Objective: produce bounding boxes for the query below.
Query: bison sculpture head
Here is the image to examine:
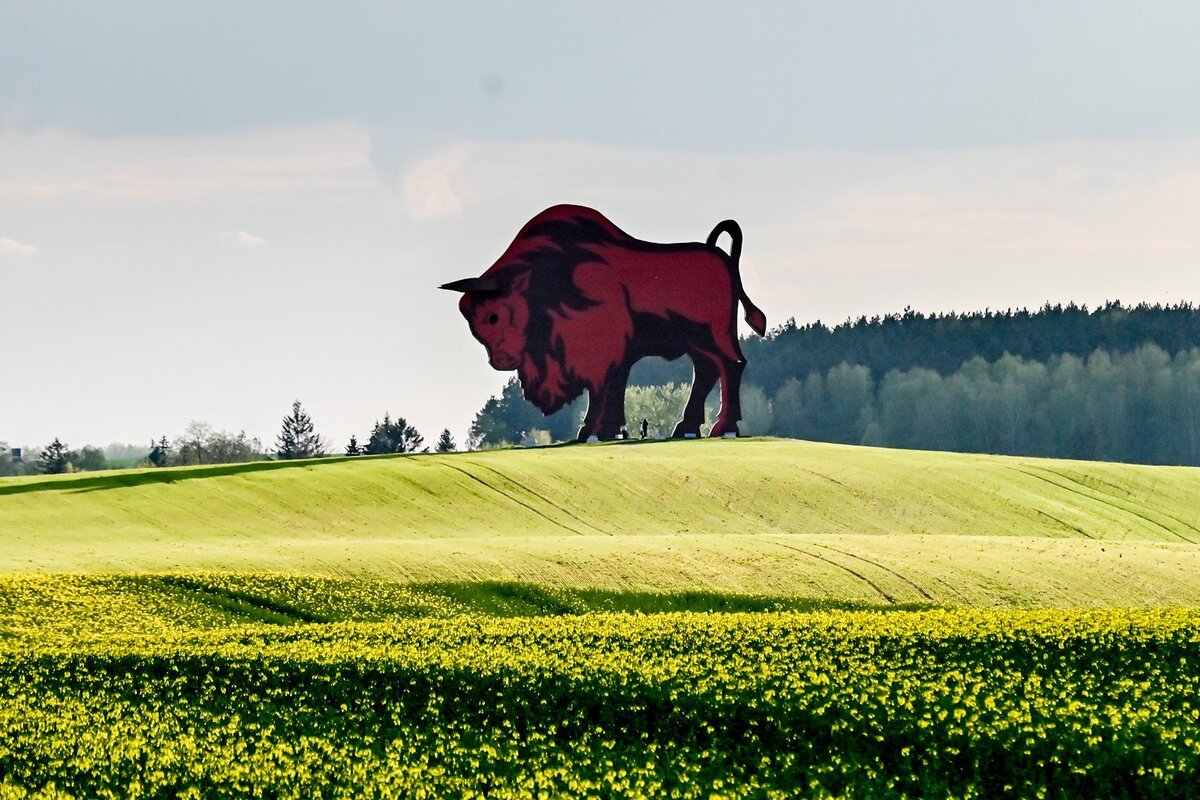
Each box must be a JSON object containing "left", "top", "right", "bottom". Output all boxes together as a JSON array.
[{"left": 444, "top": 272, "right": 532, "bottom": 373}]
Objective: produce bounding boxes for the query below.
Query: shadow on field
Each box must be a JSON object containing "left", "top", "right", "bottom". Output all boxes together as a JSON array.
[
  {"left": 0, "top": 454, "right": 404, "bottom": 496},
  {"left": 132, "top": 576, "right": 940, "bottom": 625},
  {"left": 417, "top": 582, "right": 940, "bottom": 616}
]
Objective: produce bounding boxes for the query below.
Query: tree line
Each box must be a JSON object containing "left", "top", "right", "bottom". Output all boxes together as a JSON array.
[
  {"left": 632, "top": 300, "right": 1200, "bottom": 392},
  {"left": 470, "top": 301, "right": 1200, "bottom": 467},
  {"left": 0, "top": 440, "right": 110, "bottom": 476},
  {"left": 764, "top": 345, "right": 1200, "bottom": 465},
  {"left": 3, "top": 400, "right": 459, "bottom": 476},
  {"left": 10, "top": 300, "right": 1200, "bottom": 473}
]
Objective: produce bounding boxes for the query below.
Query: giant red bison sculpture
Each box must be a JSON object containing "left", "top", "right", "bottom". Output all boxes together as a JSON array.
[{"left": 441, "top": 205, "right": 766, "bottom": 441}]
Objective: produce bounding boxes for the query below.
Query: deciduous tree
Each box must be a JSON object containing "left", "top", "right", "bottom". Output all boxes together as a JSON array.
[
  {"left": 365, "top": 414, "right": 425, "bottom": 454},
  {"left": 77, "top": 446, "right": 108, "bottom": 472}
]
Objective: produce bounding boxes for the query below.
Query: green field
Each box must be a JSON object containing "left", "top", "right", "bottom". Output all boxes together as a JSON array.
[
  {"left": 3, "top": 439, "right": 1200, "bottom": 797},
  {"left": 4, "top": 438, "right": 1200, "bottom": 606}
]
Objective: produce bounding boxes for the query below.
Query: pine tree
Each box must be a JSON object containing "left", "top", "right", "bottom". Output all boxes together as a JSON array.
[
  {"left": 148, "top": 436, "right": 170, "bottom": 468},
  {"left": 364, "top": 415, "right": 387, "bottom": 455},
  {"left": 37, "top": 438, "right": 71, "bottom": 474},
  {"left": 276, "top": 400, "right": 328, "bottom": 459},
  {"left": 345, "top": 435, "right": 362, "bottom": 456},
  {"left": 435, "top": 428, "right": 456, "bottom": 452}
]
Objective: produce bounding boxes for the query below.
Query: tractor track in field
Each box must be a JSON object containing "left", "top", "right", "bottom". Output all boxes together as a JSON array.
[
  {"left": 1033, "top": 509, "right": 1096, "bottom": 539},
  {"left": 798, "top": 467, "right": 849, "bottom": 488},
  {"left": 461, "top": 460, "right": 614, "bottom": 536},
  {"left": 770, "top": 541, "right": 896, "bottom": 604},
  {"left": 1039, "top": 466, "right": 1200, "bottom": 541},
  {"left": 440, "top": 462, "right": 590, "bottom": 536},
  {"left": 1015, "top": 466, "right": 1197, "bottom": 544},
  {"left": 808, "top": 542, "right": 934, "bottom": 601}
]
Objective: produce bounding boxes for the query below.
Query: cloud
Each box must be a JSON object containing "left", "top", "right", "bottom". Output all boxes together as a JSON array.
[
  {"left": 401, "top": 145, "right": 472, "bottom": 220},
  {"left": 397, "top": 136, "right": 1200, "bottom": 323},
  {"left": 217, "top": 230, "right": 265, "bottom": 247},
  {"left": 3, "top": 122, "right": 1199, "bottom": 328},
  {"left": 0, "top": 237, "right": 38, "bottom": 256},
  {"left": 0, "top": 123, "right": 376, "bottom": 201}
]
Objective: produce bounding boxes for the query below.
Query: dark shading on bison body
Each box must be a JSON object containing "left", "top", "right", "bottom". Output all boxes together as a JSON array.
[{"left": 441, "top": 205, "right": 767, "bottom": 441}]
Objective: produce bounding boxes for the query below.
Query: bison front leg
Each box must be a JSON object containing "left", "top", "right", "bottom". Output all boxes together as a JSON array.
[
  {"left": 577, "top": 363, "right": 631, "bottom": 441},
  {"left": 577, "top": 395, "right": 608, "bottom": 442},
  {"left": 672, "top": 356, "right": 718, "bottom": 438}
]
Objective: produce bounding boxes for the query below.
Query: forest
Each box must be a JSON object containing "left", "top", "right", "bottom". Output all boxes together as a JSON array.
[{"left": 470, "top": 302, "right": 1200, "bottom": 466}]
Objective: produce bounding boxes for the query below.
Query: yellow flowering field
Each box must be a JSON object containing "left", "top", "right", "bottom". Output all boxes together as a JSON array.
[
  {"left": 4, "top": 442, "right": 1200, "bottom": 797},
  {"left": 2, "top": 608, "right": 1198, "bottom": 799}
]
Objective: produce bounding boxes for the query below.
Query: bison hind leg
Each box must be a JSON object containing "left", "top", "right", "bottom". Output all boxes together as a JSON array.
[
  {"left": 709, "top": 357, "right": 745, "bottom": 438},
  {"left": 709, "top": 419, "right": 741, "bottom": 438},
  {"left": 672, "top": 356, "right": 719, "bottom": 438}
]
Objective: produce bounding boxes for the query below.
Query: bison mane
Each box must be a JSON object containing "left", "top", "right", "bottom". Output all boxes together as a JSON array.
[{"left": 497, "top": 215, "right": 631, "bottom": 407}]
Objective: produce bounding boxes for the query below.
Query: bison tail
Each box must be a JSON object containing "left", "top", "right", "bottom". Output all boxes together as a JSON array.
[
  {"left": 707, "top": 219, "right": 767, "bottom": 336},
  {"left": 743, "top": 301, "right": 767, "bottom": 336},
  {"left": 706, "top": 220, "right": 742, "bottom": 263}
]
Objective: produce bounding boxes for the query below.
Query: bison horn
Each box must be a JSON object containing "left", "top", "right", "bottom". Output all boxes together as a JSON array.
[{"left": 439, "top": 277, "right": 502, "bottom": 294}]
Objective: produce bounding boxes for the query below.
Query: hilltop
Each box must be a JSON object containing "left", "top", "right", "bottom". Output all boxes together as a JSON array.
[{"left": 3, "top": 438, "right": 1199, "bottom": 609}]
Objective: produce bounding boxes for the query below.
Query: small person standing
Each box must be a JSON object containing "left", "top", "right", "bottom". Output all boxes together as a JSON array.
[
  {"left": 619, "top": 425, "right": 629, "bottom": 440},
  {"left": 640, "top": 418, "right": 649, "bottom": 439}
]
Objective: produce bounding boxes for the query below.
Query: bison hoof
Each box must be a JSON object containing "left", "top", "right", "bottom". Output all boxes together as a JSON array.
[
  {"left": 709, "top": 422, "right": 740, "bottom": 438},
  {"left": 671, "top": 422, "right": 702, "bottom": 439}
]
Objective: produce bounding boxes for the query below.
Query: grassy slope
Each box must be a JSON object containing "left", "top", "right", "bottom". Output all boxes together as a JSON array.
[{"left": 3, "top": 438, "right": 1200, "bottom": 608}]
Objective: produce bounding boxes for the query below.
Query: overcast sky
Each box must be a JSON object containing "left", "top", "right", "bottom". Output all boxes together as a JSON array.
[{"left": 3, "top": 2, "right": 1200, "bottom": 451}]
